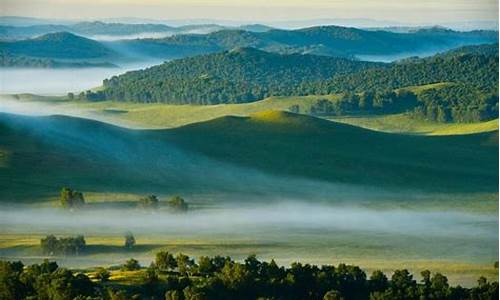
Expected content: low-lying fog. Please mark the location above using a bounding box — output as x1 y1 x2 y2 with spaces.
0 203 496 239
0 203 497 270
0 61 162 95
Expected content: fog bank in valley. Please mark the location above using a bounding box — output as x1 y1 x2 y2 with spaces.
0 61 162 95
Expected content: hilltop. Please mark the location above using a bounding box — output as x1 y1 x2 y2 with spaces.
0 32 115 59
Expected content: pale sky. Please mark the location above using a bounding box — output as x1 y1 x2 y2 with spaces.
1 0 498 25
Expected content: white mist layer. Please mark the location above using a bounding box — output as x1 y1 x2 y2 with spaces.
0 61 161 96
0 204 497 240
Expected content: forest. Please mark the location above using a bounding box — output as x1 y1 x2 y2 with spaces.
1 255 498 300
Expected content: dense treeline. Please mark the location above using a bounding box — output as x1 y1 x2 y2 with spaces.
94 47 382 104
413 84 499 122
307 90 418 116
1 255 498 300
305 85 498 122
313 50 498 94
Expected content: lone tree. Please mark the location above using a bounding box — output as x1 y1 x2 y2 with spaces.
60 187 85 209
124 232 136 249
168 196 189 212
139 195 159 210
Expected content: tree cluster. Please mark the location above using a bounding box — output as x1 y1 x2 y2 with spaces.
0 260 96 300
60 187 85 209
40 235 86 256
139 195 159 210
167 196 189 212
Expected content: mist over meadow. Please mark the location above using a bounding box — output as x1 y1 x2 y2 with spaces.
0 61 162 95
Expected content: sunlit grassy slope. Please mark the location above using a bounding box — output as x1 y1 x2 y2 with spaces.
331 114 499 135
3 109 498 202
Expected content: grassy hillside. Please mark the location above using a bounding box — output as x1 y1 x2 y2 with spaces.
0 111 496 203
332 114 499 135
166 111 498 192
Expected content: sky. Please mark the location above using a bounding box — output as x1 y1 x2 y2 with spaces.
1 0 498 26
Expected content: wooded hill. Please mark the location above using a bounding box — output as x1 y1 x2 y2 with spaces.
90 44 498 122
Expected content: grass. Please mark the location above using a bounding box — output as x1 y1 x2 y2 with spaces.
331 114 499 135
166 111 498 193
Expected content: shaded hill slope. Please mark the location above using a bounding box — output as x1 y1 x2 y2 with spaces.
0 111 497 202
165 111 498 192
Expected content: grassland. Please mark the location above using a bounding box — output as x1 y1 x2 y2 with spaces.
5 91 498 135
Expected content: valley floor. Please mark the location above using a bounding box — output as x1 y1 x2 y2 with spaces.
0 194 498 287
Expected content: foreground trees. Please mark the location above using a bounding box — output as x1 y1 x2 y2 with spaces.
1 255 498 300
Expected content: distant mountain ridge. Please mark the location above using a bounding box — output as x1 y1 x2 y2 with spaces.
0 21 272 40
121 26 498 59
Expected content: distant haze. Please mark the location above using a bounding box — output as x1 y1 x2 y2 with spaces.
0 0 498 30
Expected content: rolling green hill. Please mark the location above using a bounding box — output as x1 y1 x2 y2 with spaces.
0 32 115 59
88 45 498 123
317 44 499 94
0 111 497 203
166 111 498 192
